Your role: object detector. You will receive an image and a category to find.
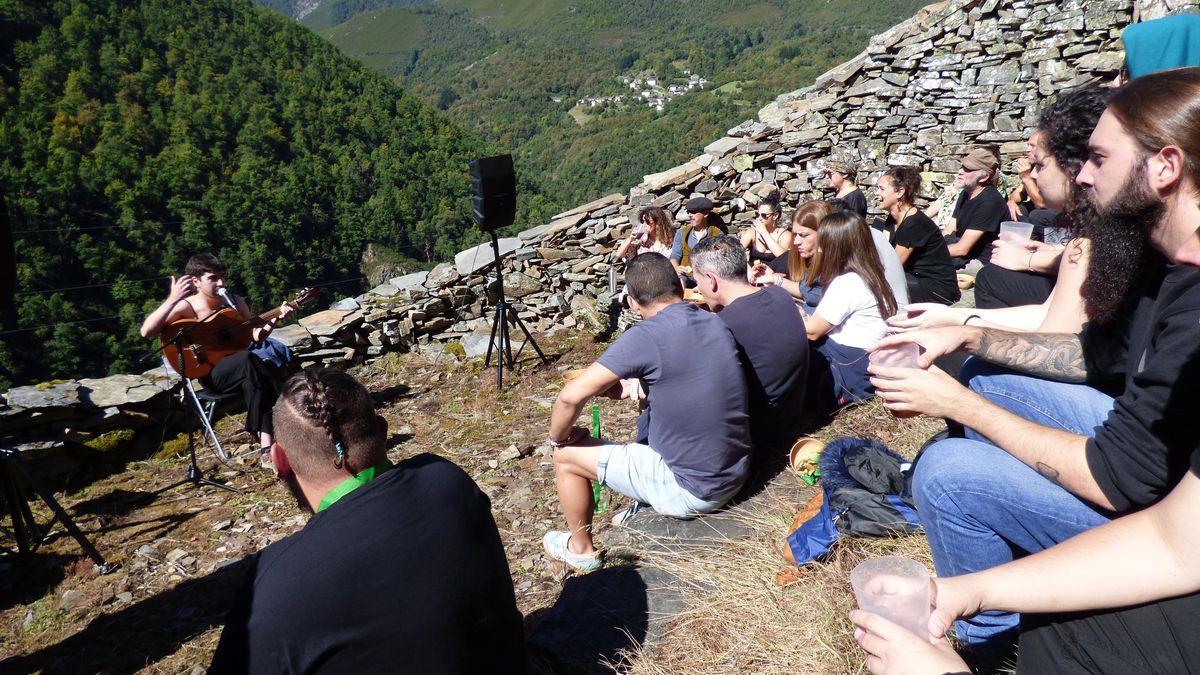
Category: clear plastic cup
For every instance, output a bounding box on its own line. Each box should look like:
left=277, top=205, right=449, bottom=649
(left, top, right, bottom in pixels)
left=869, top=342, right=921, bottom=369
left=851, top=556, right=931, bottom=640
left=869, top=343, right=920, bottom=417
left=998, top=221, right=1034, bottom=243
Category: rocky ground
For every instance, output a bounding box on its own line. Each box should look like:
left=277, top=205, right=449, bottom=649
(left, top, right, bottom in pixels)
left=0, top=328, right=939, bottom=673
left=0, top=331, right=637, bottom=672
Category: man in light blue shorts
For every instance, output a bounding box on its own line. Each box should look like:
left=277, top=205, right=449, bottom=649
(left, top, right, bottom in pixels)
left=542, top=252, right=751, bottom=571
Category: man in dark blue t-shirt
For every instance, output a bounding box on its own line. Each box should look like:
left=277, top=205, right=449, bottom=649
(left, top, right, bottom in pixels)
left=691, top=235, right=808, bottom=452
left=543, top=252, right=750, bottom=571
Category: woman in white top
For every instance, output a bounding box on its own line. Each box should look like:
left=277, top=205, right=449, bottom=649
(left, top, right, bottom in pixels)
left=616, top=206, right=675, bottom=259
left=805, top=210, right=897, bottom=410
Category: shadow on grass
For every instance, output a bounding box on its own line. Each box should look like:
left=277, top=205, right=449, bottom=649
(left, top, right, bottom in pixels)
left=0, top=553, right=69, bottom=614
left=3, top=557, right=250, bottom=674
left=526, top=565, right=649, bottom=674
left=370, top=383, right=413, bottom=407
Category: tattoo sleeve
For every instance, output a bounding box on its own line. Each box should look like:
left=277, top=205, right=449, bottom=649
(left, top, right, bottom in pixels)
left=976, top=329, right=1088, bottom=382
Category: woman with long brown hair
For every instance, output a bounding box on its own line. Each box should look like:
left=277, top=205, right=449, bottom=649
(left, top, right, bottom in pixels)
left=616, top=206, right=675, bottom=259
left=804, top=210, right=897, bottom=409
left=752, top=200, right=831, bottom=312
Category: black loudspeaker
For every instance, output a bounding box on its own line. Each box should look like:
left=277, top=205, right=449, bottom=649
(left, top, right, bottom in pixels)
left=0, top=192, right=14, bottom=307
left=469, top=155, right=517, bottom=232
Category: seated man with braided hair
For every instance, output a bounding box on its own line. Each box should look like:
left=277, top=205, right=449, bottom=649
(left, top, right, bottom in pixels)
left=210, top=367, right=526, bottom=674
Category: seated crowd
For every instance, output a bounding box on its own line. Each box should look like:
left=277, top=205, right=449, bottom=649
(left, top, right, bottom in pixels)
left=207, top=17, right=1200, bottom=674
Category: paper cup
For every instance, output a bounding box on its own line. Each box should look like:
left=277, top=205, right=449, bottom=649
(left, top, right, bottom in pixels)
left=851, top=556, right=931, bottom=641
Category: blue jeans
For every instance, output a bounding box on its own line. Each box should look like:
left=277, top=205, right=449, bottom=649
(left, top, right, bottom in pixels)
left=913, top=359, right=1116, bottom=651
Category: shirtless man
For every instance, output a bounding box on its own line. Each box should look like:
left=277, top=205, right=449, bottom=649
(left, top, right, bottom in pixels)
left=140, top=253, right=292, bottom=458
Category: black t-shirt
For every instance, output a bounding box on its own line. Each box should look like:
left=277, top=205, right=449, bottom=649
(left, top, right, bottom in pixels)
left=882, top=211, right=957, bottom=300
left=950, top=185, right=1007, bottom=264
left=1080, top=262, right=1200, bottom=512
left=210, top=454, right=526, bottom=674
left=840, top=188, right=868, bottom=218
left=717, top=285, right=809, bottom=449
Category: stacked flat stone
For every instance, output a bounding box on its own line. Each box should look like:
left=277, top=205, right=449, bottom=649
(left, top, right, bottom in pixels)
left=0, top=0, right=1150, bottom=444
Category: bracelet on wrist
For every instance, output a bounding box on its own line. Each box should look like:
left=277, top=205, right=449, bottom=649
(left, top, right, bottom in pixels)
left=1027, top=250, right=1037, bottom=272
left=963, top=314, right=981, bottom=326
left=548, top=428, right=578, bottom=447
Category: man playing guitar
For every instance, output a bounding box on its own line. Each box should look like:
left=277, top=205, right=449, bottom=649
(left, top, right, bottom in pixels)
left=140, top=253, right=294, bottom=464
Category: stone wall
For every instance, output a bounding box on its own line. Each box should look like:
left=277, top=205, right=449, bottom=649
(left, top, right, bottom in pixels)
left=0, top=0, right=1176, bottom=445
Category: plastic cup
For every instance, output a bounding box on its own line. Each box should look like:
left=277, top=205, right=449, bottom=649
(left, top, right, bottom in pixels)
left=998, top=221, right=1034, bottom=243
left=851, top=556, right=931, bottom=640
left=869, top=343, right=921, bottom=417
left=868, top=342, right=921, bottom=369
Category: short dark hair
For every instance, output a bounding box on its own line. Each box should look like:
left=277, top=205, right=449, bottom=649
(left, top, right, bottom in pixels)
left=691, top=235, right=747, bottom=281
left=625, top=252, right=683, bottom=305
left=273, top=367, right=385, bottom=478
left=882, top=166, right=922, bottom=205
left=184, top=253, right=226, bottom=278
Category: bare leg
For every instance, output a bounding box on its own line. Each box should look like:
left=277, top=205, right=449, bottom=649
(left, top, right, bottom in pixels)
left=552, top=442, right=605, bottom=555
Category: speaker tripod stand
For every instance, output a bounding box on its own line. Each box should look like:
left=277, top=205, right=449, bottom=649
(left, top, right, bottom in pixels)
left=0, top=447, right=115, bottom=573
left=484, top=231, right=548, bottom=388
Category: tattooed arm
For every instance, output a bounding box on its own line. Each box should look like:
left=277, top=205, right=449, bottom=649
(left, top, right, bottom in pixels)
left=974, top=329, right=1087, bottom=382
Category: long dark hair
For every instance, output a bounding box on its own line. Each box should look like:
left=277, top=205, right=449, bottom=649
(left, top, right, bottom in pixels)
left=789, top=200, right=832, bottom=286
left=638, top=206, right=675, bottom=247
left=813, top=211, right=897, bottom=318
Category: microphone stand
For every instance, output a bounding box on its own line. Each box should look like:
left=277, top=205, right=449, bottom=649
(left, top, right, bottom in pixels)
left=156, top=327, right=240, bottom=495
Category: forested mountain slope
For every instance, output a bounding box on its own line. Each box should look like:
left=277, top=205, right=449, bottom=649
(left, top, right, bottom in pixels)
left=259, top=0, right=931, bottom=222
left=0, top=0, right=488, bottom=387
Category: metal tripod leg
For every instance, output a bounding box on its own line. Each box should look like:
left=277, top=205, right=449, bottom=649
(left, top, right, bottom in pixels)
left=0, top=449, right=114, bottom=572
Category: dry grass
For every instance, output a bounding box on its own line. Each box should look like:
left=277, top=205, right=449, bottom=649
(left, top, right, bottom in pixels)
left=622, top=400, right=943, bottom=675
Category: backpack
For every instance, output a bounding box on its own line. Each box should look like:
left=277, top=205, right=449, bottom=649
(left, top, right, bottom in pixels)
left=785, top=436, right=921, bottom=565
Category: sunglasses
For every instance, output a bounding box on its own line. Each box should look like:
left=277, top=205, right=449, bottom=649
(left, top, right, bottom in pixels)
left=756, top=211, right=777, bottom=218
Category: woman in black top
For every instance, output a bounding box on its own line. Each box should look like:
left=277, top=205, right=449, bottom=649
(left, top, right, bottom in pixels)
left=739, top=190, right=791, bottom=264
left=827, top=160, right=868, bottom=218
left=875, top=166, right=960, bottom=305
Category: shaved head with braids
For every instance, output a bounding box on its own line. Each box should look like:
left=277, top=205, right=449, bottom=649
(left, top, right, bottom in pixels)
left=272, top=367, right=386, bottom=484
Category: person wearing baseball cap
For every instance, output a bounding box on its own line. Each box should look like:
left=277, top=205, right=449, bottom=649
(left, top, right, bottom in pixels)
left=943, top=147, right=1008, bottom=272
left=826, top=161, right=868, bottom=218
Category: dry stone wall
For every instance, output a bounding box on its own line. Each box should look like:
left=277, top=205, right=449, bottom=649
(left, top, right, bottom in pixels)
left=0, top=0, right=1175, bottom=445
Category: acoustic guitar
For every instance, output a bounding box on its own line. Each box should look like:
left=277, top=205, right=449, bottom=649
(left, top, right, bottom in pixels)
left=161, top=287, right=318, bottom=378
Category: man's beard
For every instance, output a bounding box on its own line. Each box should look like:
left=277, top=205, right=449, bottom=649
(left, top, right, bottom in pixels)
left=1079, top=165, right=1163, bottom=324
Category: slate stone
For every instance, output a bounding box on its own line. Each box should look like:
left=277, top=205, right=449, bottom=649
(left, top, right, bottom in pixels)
left=299, top=309, right=354, bottom=337
left=6, top=382, right=82, bottom=410
left=78, top=375, right=168, bottom=408
left=503, top=272, right=542, bottom=298
left=271, top=324, right=314, bottom=351
left=454, top=238, right=521, bottom=277
left=388, top=271, right=429, bottom=294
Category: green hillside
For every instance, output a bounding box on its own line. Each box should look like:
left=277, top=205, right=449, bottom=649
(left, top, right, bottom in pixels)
left=0, top=0, right=489, bottom=387
left=281, top=0, right=930, bottom=222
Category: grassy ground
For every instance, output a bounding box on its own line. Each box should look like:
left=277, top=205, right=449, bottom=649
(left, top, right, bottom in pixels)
left=0, top=328, right=944, bottom=673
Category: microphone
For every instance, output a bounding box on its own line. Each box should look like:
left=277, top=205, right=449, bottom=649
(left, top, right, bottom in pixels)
left=216, top=287, right=238, bottom=312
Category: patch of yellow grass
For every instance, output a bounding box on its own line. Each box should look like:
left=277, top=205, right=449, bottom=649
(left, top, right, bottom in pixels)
left=623, top=399, right=943, bottom=674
